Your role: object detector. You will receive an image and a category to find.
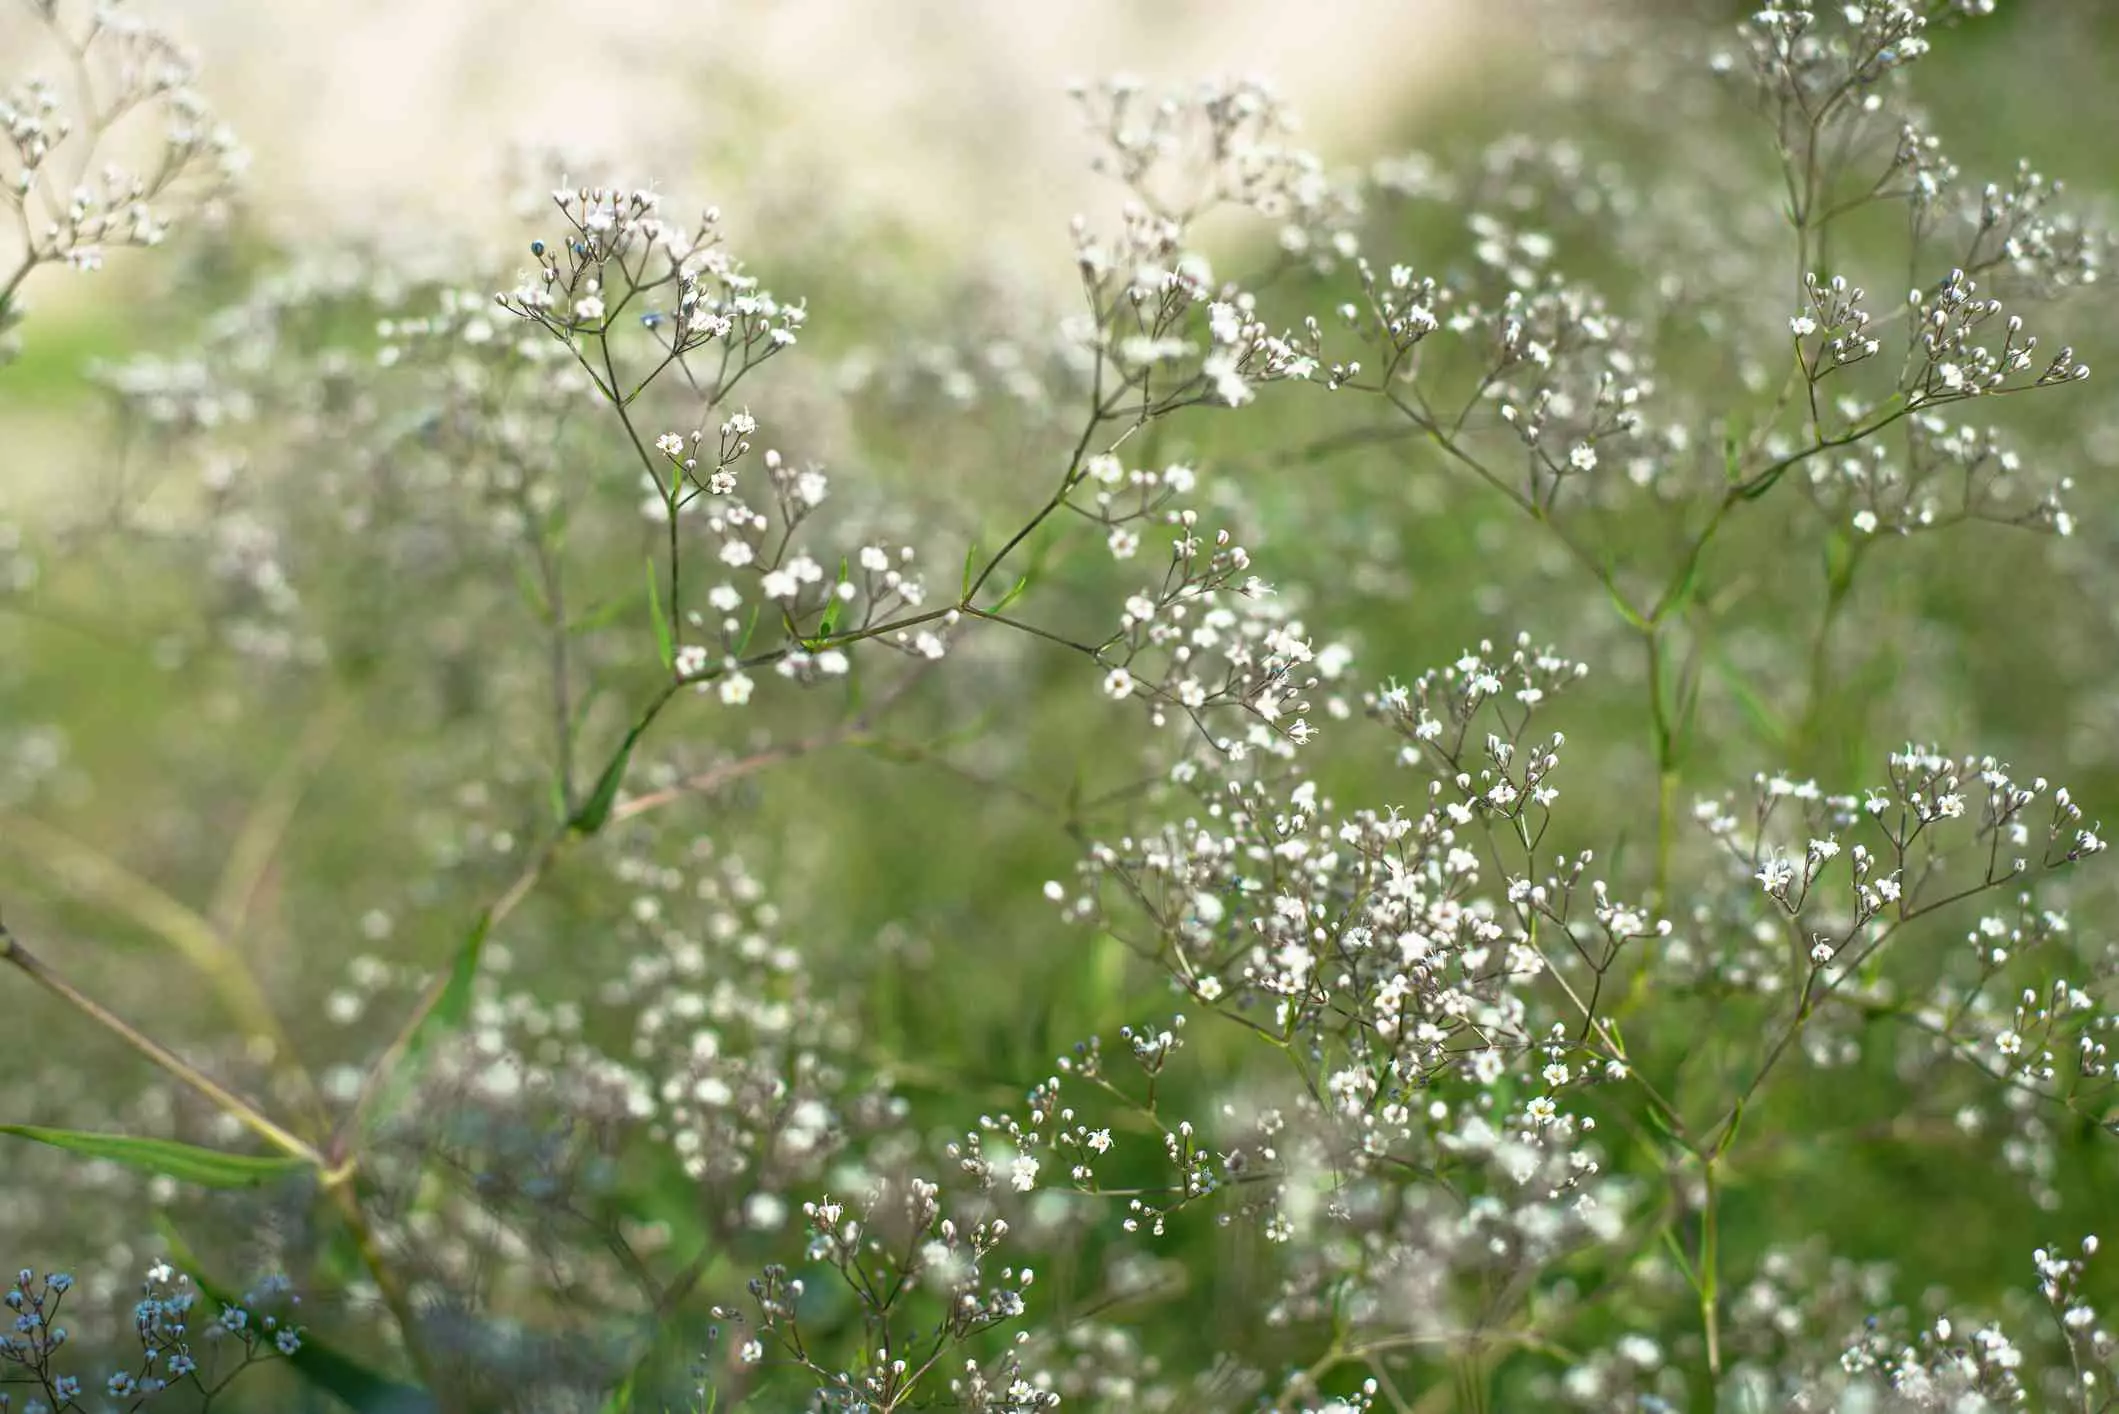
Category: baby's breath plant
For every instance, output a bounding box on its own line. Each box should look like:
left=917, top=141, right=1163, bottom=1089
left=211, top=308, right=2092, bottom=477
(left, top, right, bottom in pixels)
left=5, top=1, right=2119, bottom=1411
left=0, top=0, right=241, bottom=367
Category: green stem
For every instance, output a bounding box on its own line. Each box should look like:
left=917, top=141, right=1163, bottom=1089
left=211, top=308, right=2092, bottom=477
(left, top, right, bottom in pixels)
left=324, top=1174, right=442, bottom=1396
left=1699, top=1159, right=1723, bottom=1390
left=0, top=923, right=321, bottom=1165
left=1644, top=630, right=1681, bottom=907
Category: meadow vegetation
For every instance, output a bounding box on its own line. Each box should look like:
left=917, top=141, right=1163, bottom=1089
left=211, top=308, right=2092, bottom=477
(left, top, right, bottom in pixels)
left=4, top=1, right=2119, bottom=1410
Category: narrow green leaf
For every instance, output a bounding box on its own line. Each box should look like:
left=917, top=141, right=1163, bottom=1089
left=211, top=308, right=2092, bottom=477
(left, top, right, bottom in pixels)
left=993, top=572, right=1032, bottom=613
left=1659, top=1225, right=1702, bottom=1292
left=1713, top=1097, right=1747, bottom=1160
left=0, top=1126, right=310, bottom=1189
left=815, top=557, right=851, bottom=639
left=599, top=1368, right=637, bottom=1414
left=1606, top=580, right=1651, bottom=633
left=1738, top=463, right=1789, bottom=501
left=570, top=718, right=651, bottom=836
left=962, top=540, right=982, bottom=600
left=430, top=912, right=492, bottom=1034
left=1660, top=555, right=1703, bottom=622
left=647, top=560, right=674, bottom=672
left=1641, top=1099, right=1681, bottom=1143
left=282, top=1331, right=437, bottom=1414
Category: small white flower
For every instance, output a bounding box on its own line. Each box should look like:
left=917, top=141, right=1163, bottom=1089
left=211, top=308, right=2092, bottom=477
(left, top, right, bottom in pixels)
left=1204, top=351, right=1252, bottom=407
left=718, top=672, right=754, bottom=706
left=1009, top=1154, right=1039, bottom=1192
left=1103, top=668, right=1136, bottom=700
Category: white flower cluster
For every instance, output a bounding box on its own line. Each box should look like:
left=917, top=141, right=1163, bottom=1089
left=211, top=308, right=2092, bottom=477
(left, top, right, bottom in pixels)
left=1067, top=76, right=1362, bottom=270
left=739, top=1179, right=1058, bottom=1412
left=1063, top=80, right=1340, bottom=414
left=1809, top=414, right=2078, bottom=538
left=1079, top=452, right=1341, bottom=749
left=1, top=0, right=243, bottom=334
left=498, top=185, right=804, bottom=362
left=1708, top=750, right=2104, bottom=922
left=1335, top=218, right=1654, bottom=510
left=1826, top=1239, right=2115, bottom=1412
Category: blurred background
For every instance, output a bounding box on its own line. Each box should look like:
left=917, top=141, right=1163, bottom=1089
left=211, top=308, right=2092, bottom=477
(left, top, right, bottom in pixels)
left=9, top=0, right=1486, bottom=290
